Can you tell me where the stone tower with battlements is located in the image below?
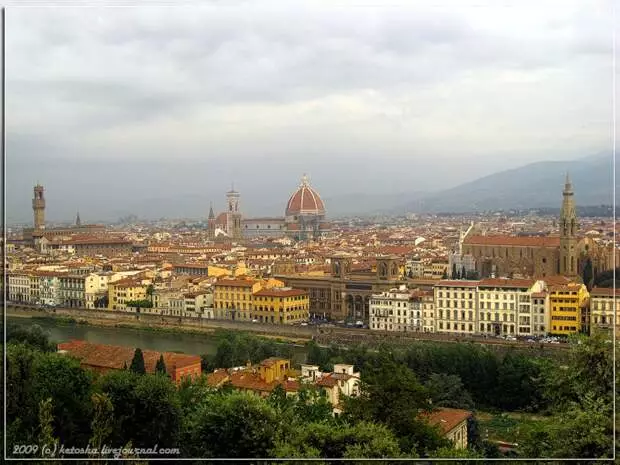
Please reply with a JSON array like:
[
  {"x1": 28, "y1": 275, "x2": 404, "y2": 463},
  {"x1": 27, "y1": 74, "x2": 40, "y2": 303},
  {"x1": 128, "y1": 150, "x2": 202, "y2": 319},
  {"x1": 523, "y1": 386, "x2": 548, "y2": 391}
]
[{"x1": 32, "y1": 184, "x2": 45, "y2": 230}]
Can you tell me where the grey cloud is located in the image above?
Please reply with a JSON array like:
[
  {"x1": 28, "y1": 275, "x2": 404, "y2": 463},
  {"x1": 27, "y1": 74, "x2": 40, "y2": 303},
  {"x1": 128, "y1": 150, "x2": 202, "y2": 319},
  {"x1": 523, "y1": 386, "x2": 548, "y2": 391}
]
[{"x1": 5, "y1": 2, "x2": 613, "y2": 222}]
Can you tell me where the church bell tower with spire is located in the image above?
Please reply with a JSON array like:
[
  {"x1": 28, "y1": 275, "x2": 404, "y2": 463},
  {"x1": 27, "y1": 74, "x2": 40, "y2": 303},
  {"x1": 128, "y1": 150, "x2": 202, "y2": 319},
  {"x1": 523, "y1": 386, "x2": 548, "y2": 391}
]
[
  {"x1": 207, "y1": 202, "x2": 216, "y2": 240},
  {"x1": 559, "y1": 173, "x2": 578, "y2": 277}
]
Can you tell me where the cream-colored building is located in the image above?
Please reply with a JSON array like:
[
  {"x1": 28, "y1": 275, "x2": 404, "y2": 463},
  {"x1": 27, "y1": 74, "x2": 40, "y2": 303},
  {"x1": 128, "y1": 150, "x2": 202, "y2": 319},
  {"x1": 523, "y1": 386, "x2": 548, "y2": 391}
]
[
  {"x1": 434, "y1": 281, "x2": 479, "y2": 334},
  {"x1": 369, "y1": 286, "x2": 421, "y2": 332},
  {"x1": 85, "y1": 273, "x2": 111, "y2": 309},
  {"x1": 589, "y1": 287, "x2": 619, "y2": 335},
  {"x1": 421, "y1": 291, "x2": 435, "y2": 332},
  {"x1": 423, "y1": 261, "x2": 449, "y2": 280},
  {"x1": 477, "y1": 278, "x2": 546, "y2": 337},
  {"x1": 108, "y1": 278, "x2": 148, "y2": 311}
]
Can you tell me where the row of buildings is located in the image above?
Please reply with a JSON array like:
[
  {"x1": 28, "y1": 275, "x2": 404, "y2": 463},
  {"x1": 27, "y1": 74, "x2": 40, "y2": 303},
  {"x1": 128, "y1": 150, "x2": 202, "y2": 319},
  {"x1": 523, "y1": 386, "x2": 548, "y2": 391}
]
[
  {"x1": 7, "y1": 263, "x2": 617, "y2": 336},
  {"x1": 370, "y1": 278, "x2": 618, "y2": 337}
]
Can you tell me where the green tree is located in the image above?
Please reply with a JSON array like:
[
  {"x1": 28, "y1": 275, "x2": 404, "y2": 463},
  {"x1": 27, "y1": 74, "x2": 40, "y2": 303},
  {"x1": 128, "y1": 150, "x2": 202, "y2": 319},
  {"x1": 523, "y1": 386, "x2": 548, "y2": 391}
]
[
  {"x1": 272, "y1": 421, "x2": 403, "y2": 458},
  {"x1": 132, "y1": 374, "x2": 181, "y2": 450},
  {"x1": 7, "y1": 324, "x2": 55, "y2": 352},
  {"x1": 96, "y1": 370, "x2": 140, "y2": 447},
  {"x1": 182, "y1": 391, "x2": 280, "y2": 458},
  {"x1": 581, "y1": 257, "x2": 593, "y2": 290},
  {"x1": 495, "y1": 352, "x2": 546, "y2": 411},
  {"x1": 452, "y1": 263, "x2": 458, "y2": 279},
  {"x1": 342, "y1": 353, "x2": 448, "y2": 455},
  {"x1": 294, "y1": 385, "x2": 334, "y2": 424},
  {"x1": 424, "y1": 373, "x2": 474, "y2": 410},
  {"x1": 155, "y1": 354, "x2": 167, "y2": 375},
  {"x1": 90, "y1": 393, "x2": 115, "y2": 455},
  {"x1": 146, "y1": 283, "x2": 155, "y2": 305},
  {"x1": 130, "y1": 348, "x2": 146, "y2": 375},
  {"x1": 30, "y1": 352, "x2": 94, "y2": 447},
  {"x1": 6, "y1": 344, "x2": 39, "y2": 450},
  {"x1": 267, "y1": 384, "x2": 294, "y2": 414},
  {"x1": 37, "y1": 398, "x2": 58, "y2": 458}
]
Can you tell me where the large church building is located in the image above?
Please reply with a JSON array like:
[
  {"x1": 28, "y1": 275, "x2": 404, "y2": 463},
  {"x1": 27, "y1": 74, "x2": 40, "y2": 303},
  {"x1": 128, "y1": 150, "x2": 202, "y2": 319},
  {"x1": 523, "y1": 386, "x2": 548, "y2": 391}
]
[
  {"x1": 208, "y1": 175, "x2": 331, "y2": 242},
  {"x1": 461, "y1": 175, "x2": 614, "y2": 279}
]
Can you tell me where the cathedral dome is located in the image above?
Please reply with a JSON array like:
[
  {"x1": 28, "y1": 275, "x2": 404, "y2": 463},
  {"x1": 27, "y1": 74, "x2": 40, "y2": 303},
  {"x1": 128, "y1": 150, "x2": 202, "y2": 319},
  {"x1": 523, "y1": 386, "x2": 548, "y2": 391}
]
[{"x1": 285, "y1": 174, "x2": 325, "y2": 217}]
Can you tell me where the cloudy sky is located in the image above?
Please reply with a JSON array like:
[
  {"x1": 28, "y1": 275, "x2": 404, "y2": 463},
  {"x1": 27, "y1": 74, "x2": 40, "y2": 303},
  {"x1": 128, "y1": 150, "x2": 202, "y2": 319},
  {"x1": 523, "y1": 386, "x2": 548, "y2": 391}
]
[{"x1": 6, "y1": 0, "x2": 615, "y2": 223}]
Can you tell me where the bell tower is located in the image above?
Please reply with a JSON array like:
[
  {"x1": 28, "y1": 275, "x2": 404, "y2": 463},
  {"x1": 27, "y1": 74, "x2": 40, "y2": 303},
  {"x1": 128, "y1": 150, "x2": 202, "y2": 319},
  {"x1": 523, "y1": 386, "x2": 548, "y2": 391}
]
[
  {"x1": 331, "y1": 255, "x2": 352, "y2": 279},
  {"x1": 207, "y1": 202, "x2": 216, "y2": 240},
  {"x1": 32, "y1": 184, "x2": 45, "y2": 230},
  {"x1": 559, "y1": 173, "x2": 578, "y2": 277},
  {"x1": 376, "y1": 255, "x2": 400, "y2": 280},
  {"x1": 226, "y1": 185, "x2": 242, "y2": 240}
]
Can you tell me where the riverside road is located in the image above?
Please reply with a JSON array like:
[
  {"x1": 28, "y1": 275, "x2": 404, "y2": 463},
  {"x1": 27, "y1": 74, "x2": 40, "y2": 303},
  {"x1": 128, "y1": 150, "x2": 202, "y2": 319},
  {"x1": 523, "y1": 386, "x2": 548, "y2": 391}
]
[{"x1": 6, "y1": 304, "x2": 568, "y2": 355}]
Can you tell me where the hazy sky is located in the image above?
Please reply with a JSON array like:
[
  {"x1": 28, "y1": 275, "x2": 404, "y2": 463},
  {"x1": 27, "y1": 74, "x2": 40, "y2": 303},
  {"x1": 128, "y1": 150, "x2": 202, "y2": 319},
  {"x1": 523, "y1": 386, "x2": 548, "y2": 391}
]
[{"x1": 6, "y1": 0, "x2": 614, "y2": 223}]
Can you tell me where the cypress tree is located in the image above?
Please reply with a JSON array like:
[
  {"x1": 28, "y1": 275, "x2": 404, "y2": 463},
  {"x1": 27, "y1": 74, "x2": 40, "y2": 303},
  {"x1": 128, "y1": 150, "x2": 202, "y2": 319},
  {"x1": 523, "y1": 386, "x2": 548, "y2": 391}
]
[
  {"x1": 130, "y1": 348, "x2": 146, "y2": 375},
  {"x1": 155, "y1": 354, "x2": 167, "y2": 375}
]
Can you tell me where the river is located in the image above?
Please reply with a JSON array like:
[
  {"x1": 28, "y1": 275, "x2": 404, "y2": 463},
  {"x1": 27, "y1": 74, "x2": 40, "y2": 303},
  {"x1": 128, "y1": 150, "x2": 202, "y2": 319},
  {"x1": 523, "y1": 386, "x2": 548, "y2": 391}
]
[{"x1": 7, "y1": 317, "x2": 309, "y2": 364}]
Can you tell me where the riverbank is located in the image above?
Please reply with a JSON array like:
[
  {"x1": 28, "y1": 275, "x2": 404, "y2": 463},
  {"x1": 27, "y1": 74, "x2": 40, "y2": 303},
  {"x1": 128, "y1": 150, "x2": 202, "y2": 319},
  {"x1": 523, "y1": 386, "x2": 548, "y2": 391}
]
[{"x1": 6, "y1": 306, "x2": 311, "y2": 345}]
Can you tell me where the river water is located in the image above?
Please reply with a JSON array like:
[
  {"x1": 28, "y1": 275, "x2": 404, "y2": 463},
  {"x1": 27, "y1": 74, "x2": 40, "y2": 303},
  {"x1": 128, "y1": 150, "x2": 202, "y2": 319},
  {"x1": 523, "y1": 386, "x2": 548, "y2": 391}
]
[{"x1": 7, "y1": 317, "x2": 309, "y2": 363}]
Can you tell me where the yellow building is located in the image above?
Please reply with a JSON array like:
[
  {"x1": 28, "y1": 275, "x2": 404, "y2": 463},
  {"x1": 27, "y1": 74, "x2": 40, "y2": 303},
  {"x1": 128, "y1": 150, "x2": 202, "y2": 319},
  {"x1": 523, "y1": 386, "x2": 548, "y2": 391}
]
[
  {"x1": 108, "y1": 278, "x2": 148, "y2": 311},
  {"x1": 259, "y1": 357, "x2": 293, "y2": 383},
  {"x1": 590, "y1": 287, "x2": 619, "y2": 336},
  {"x1": 549, "y1": 283, "x2": 589, "y2": 335},
  {"x1": 252, "y1": 287, "x2": 309, "y2": 324},
  {"x1": 212, "y1": 278, "x2": 263, "y2": 320}
]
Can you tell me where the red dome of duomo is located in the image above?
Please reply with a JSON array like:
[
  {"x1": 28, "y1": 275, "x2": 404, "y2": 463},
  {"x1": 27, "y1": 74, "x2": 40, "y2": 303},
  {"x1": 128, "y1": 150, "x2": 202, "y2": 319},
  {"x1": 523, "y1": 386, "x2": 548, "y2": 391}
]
[{"x1": 285, "y1": 174, "x2": 325, "y2": 216}]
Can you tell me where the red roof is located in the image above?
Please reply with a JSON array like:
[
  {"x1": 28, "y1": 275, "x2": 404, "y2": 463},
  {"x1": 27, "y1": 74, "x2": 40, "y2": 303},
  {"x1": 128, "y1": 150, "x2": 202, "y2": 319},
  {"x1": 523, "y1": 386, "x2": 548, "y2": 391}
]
[
  {"x1": 57, "y1": 340, "x2": 200, "y2": 373},
  {"x1": 590, "y1": 287, "x2": 620, "y2": 297},
  {"x1": 478, "y1": 278, "x2": 535, "y2": 289},
  {"x1": 436, "y1": 280, "x2": 480, "y2": 288},
  {"x1": 464, "y1": 235, "x2": 560, "y2": 248},
  {"x1": 286, "y1": 176, "x2": 325, "y2": 216},
  {"x1": 421, "y1": 408, "x2": 472, "y2": 434},
  {"x1": 254, "y1": 288, "x2": 308, "y2": 297}
]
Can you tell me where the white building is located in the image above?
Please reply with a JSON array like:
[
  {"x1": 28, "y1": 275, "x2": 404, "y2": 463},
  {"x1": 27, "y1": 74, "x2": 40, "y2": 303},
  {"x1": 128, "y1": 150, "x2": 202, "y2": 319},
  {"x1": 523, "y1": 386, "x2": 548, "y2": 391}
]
[
  {"x1": 314, "y1": 363, "x2": 361, "y2": 415},
  {"x1": 369, "y1": 285, "x2": 421, "y2": 332},
  {"x1": 8, "y1": 272, "x2": 30, "y2": 303}
]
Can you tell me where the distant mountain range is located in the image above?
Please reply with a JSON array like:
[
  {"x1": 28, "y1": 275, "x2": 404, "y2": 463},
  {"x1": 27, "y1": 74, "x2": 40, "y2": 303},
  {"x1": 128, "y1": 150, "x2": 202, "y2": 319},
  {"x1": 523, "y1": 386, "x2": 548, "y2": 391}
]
[{"x1": 392, "y1": 153, "x2": 616, "y2": 214}]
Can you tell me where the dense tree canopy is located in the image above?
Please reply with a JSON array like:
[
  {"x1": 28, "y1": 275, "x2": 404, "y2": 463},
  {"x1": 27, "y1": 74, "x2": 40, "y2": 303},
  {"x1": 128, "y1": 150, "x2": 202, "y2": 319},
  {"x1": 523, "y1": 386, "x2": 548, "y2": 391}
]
[{"x1": 4, "y1": 325, "x2": 613, "y2": 460}]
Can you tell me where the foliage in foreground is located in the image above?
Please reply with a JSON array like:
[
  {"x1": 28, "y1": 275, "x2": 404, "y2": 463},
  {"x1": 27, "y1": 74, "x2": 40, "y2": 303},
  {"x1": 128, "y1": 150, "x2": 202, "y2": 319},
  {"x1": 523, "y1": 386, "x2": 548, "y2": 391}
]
[{"x1": 4, "y1": 326, "x2": 614, "y2": 460}]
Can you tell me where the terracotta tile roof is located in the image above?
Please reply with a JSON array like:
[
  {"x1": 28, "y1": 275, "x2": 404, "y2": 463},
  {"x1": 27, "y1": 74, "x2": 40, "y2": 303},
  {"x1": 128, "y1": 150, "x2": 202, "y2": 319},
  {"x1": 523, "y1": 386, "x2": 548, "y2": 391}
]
[
  {"x1": 214, "y1": 278, "x2": 258, "y2": 288},
  {"x1": 316, "y1": 373, "x2": 338, "y2": 387},
  {"x1": 478, "y1": 278, "x2": 535, "y2": 289},
  {"x1": 421, "y1": 408, "x2": 472, "y2": 435},
  {"x1": 57, "y1": 340, "x2": 200, "y2": 373},
  {"x1": 286, "y1": 181, "x2": 325, "y2": 216},
  {"x1": 206, "y1": 369, "x2": 230, "y2": 387},
  {"x1": 254, "y1": 288, "x2": 308, "y2": 298},
  {"x1": 590, "y1": 287, "x2": 620, "y2": 297},
  {"x1": 542, "y1": 275, "x2": 574, "y2": 286},
  {"x1": 464, "y1": 235, "x2": 560, "y2": 248},
  {"x1": 436, "y1": 280, "x2": 480, "y2": 288}
]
